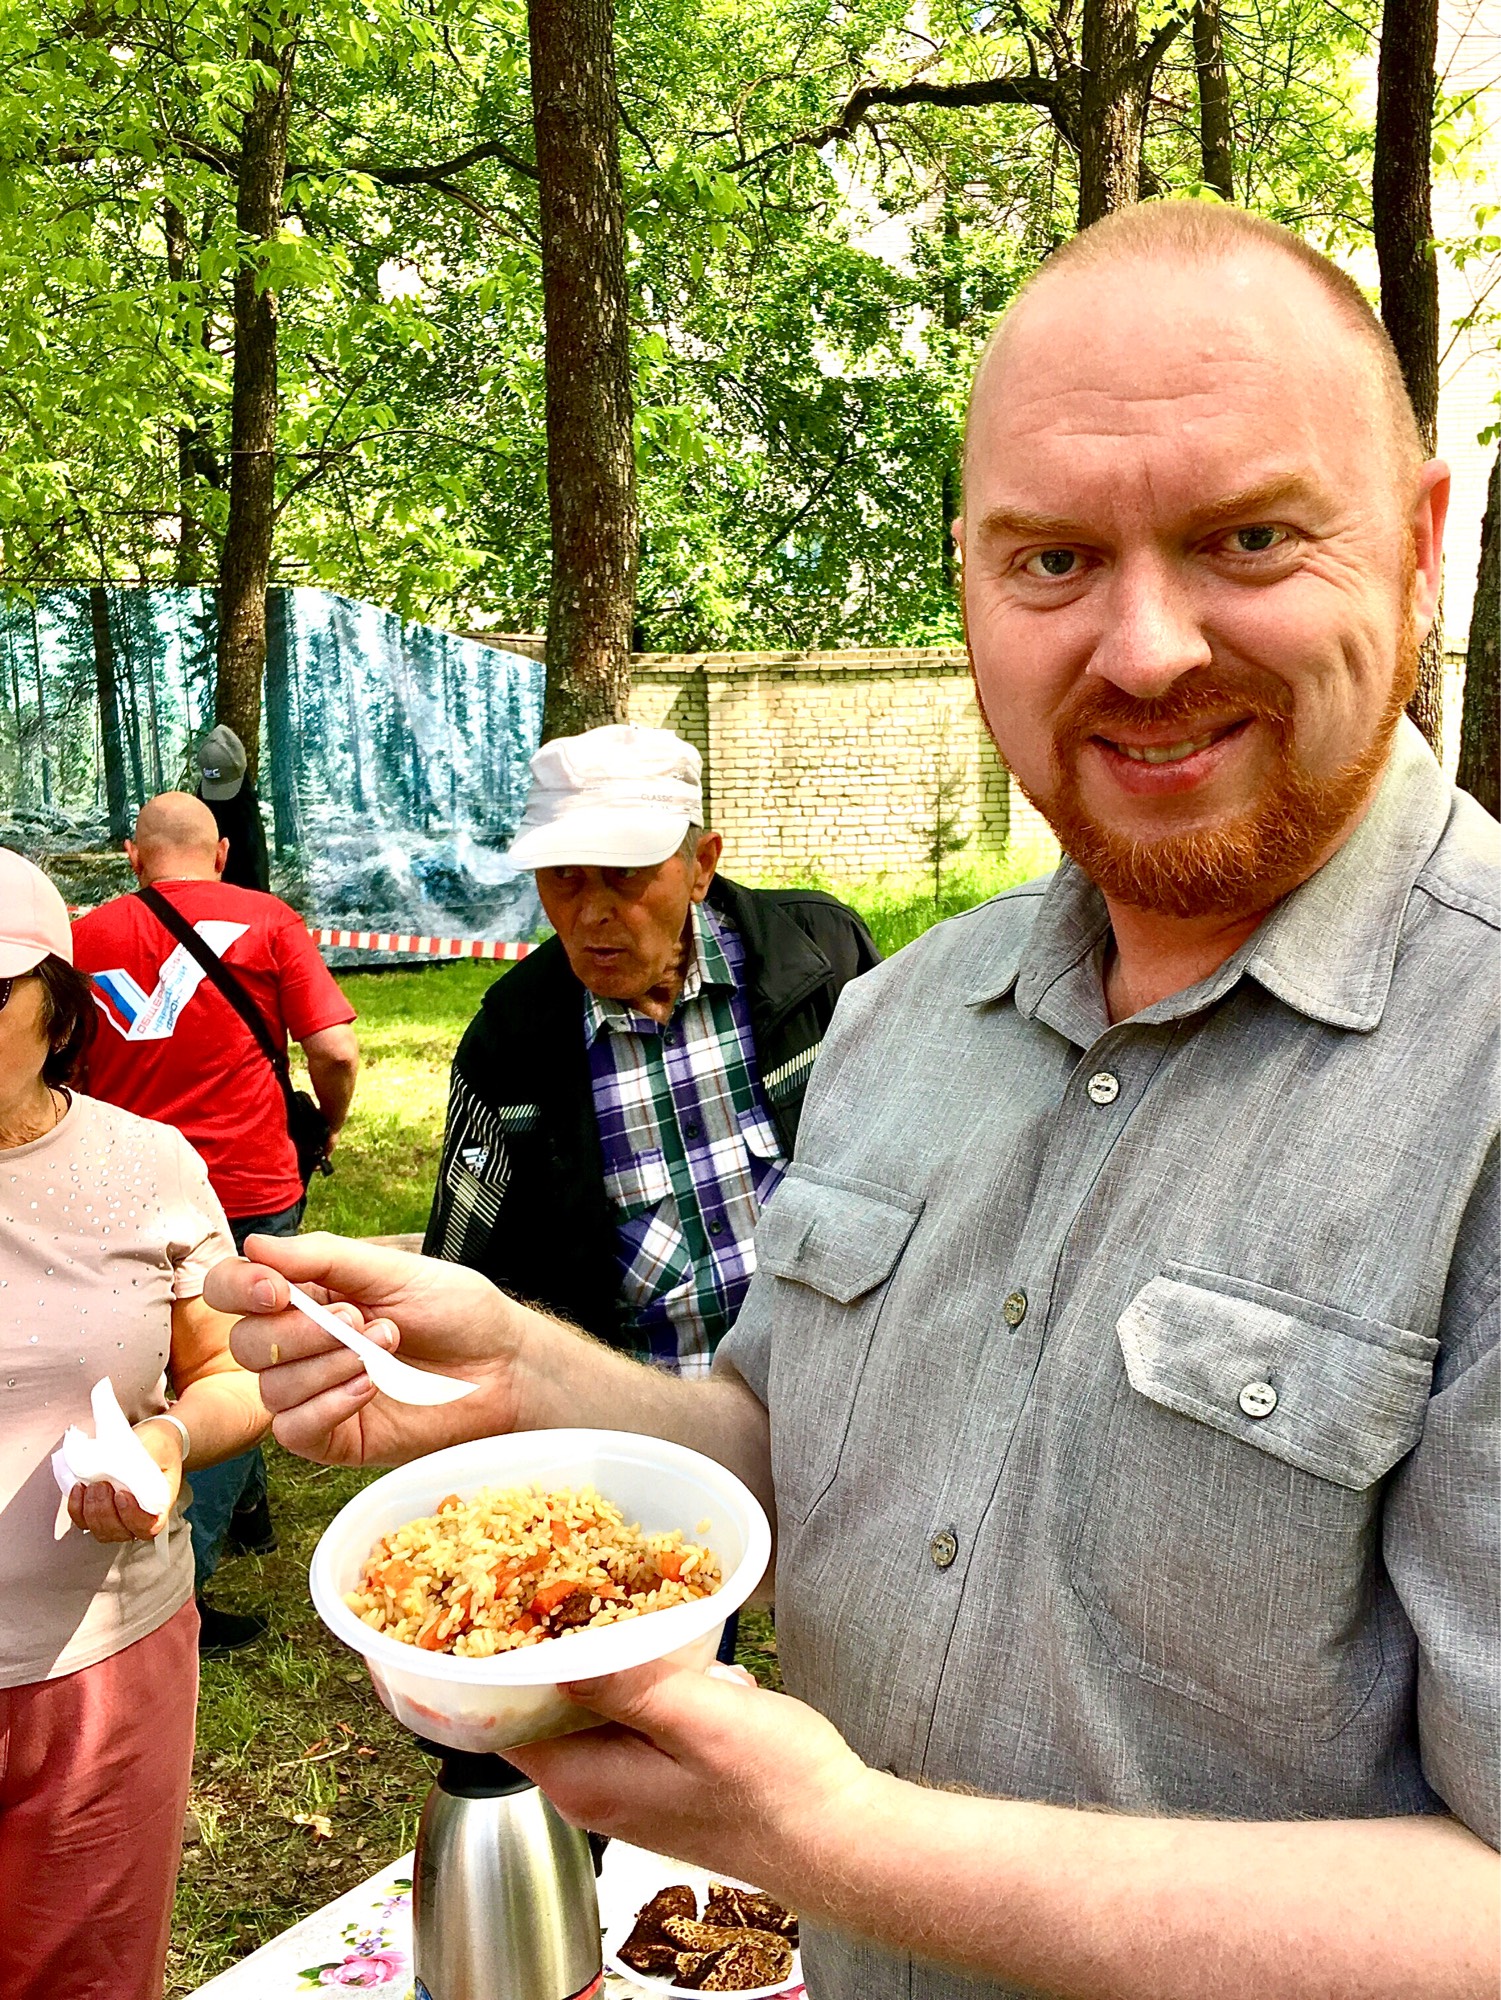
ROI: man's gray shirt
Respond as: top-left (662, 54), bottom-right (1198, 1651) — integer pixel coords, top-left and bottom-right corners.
top-left (719, 722), bottom-right (1499, 2000)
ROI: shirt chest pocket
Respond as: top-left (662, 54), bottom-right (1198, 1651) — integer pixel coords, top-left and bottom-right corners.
top-left (757, 1167), bottom-right (923, 1527)
top-left (1069, 1265), bottom-right (1438, 1738)
top-left (604, 1147), bottom-right (675, 1222)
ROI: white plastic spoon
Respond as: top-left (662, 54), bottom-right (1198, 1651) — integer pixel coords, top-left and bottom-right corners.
top-left (285, 1285), bottom-right (479, 1407)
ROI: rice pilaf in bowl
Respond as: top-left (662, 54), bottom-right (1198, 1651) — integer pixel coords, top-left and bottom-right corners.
top-left (347, 1483), bottom-right (723, 1657)
top-left (309, 1430), bottom-right (771, 1751)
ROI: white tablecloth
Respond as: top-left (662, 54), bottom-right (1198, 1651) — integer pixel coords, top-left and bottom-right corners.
top-left (186, 1840), bottom-right (805, 1998)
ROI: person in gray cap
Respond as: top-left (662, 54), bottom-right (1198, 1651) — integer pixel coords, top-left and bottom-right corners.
top-left (195, 723), bottom-right (271, 894)
top-left (425, 723), bottom-right (880, 1377)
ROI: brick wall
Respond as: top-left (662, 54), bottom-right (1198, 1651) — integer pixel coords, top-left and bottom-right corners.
top-left (467, 636), bottom-right (1059, 880)
top-left (627, 646), bottom-right (1057, 880)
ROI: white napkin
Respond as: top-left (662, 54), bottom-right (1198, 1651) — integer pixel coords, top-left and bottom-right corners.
top-left (52, 1377), bottom-right (174, 1563)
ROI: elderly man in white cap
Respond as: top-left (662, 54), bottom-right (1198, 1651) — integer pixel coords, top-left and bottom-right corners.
top-left (425, 724), bottom-right (879, 1376)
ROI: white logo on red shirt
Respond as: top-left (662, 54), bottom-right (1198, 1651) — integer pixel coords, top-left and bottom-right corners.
top-left (89, 923), bottom-right (251, 1042)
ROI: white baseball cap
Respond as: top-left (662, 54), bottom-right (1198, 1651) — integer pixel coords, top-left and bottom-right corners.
top-left (0, 848), bottom-right (74, 975)
top-left (506, 725), bottom-right (704, 870)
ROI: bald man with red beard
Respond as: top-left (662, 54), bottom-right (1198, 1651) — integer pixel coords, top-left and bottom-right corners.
top-left (215, 204), bottom-right (1499, 2000)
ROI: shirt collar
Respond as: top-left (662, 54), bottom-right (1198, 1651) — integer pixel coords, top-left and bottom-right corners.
top-left (973, 718), bottom-right (1453, 1040)
top-left (583, 901), bottom-right (739, 1042)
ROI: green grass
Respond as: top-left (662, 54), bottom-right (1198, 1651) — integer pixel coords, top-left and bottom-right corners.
top-left (295, 961), bottom-right (501, 1239)
top-left (815, 843), bottom-right (1056, 958)
top-left (175, 847), bottom-right (1048, 1989)
top-left (169, 1457), bottom-right (432, 1994)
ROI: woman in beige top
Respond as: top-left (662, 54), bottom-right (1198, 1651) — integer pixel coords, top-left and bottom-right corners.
top-left (0, 849), bottom-right (269, 2000)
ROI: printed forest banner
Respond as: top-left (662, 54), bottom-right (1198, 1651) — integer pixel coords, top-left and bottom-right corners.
top-left (0, 587), bottom-right (545, 943)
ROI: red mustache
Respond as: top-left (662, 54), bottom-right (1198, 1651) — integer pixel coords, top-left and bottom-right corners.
top-left (1053, 673), bottom-right (1294, 760)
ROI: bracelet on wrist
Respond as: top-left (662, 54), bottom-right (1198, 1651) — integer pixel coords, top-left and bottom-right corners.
top-left (138, 1412), bottom-right (191, 1461)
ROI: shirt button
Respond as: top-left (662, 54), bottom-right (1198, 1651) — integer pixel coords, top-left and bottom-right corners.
top-left (1002, 1289), bottom-right (1028, 1327)
top-left (1086, 1071), bottom-right (1120, 1105)
top-left (1239, 1380), bottom-right (1278, 1419)
top-left (684, 1120), bottom-right (702, 1140)
top-left (708, 1218), bottom-right (725, 1236)
top-left (929, 1529), bottom-right (958, 1569)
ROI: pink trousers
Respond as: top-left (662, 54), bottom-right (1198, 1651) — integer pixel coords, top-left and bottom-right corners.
top-left (0, 1599), bottom-right (199, 2000)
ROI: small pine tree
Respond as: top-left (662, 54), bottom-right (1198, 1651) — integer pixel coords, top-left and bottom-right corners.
top-left (915, 719), bottom-right (970, 909)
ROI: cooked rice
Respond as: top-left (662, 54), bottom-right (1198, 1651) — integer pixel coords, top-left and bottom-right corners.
top-left (346, 1483), bottom-right (722, 1657)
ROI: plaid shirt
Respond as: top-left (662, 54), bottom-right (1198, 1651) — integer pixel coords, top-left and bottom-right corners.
top-left (584, 903), bottom-right (787, 1375)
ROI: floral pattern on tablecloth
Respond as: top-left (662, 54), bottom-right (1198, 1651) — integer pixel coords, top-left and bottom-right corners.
top-left (295, 1878), bottom-right (412, 1990)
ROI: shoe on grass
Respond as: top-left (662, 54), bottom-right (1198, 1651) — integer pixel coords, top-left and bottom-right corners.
top-left (225, 1491), bottom-right (277, 1559)
top-left (197, 1597), bottom-right (269, 1657)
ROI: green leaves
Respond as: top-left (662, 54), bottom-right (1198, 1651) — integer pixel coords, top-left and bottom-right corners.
top-left (0, 0), bottom-right (1408, 649)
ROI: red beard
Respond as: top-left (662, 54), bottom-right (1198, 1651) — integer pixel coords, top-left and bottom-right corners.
top-left (1008, 628), bottom-right (1419, 920)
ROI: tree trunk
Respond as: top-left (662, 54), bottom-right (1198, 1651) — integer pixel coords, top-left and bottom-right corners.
top-left (529, 0), bottom-right (638, 741)
top-left (1373, 0), bottom-right (1443, 752)
top-left (215, 25), bottom-right (297, 781)
top-left (27, 603), bottom-right (52, 809)
top-left (263, 586), bottom-right (301, 856)
top-left (165, 200), bottom-right (204, 586)
top-left (941, 201), bottom-right (962, 597)
top-left (91, 587), bottom-right (130, 841)
top-left (1456, 448), bottom-right (1499, 819)
top-left (1192, 0), bottom-right (1234, 200)
top-left (1078, 0), bottom-right (1146, 226)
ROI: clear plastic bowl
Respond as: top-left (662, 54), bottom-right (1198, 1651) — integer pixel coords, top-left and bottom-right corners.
top-left (310, 1428), bottom-right (772, 1752)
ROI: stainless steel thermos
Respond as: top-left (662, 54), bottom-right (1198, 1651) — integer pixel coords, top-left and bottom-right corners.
top-left (412, 1746), bottom-right (603, 2000)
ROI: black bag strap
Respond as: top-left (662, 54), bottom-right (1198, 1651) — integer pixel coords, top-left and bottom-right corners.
top-left (136, 884), bottom-right (296, 1109)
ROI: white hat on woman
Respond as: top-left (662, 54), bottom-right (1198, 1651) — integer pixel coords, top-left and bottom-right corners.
top-left (0, 849), bottom-right (74, 974)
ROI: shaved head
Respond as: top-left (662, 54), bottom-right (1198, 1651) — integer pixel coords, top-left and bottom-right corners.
top-left (965, 203), bottom-right (1424, 508)
top-left (131, 792), bottom-right (222, 873)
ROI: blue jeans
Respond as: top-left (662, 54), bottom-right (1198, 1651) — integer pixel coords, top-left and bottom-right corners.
top-left (187, 1196), bottom-right (304, 1590)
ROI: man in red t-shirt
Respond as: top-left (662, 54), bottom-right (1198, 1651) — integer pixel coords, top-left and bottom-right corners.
top-left (73, 791), bottom-right (360, 1650)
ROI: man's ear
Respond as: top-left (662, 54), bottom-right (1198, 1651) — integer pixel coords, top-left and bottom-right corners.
top-left (124, 839), bottom-right (143, 882)
top-left (691, 830), bottom-right (724, 901)
top-left (1410, 460), bottom-right (1450, 639)
top-left (213, 838), bottom-right (230, 879)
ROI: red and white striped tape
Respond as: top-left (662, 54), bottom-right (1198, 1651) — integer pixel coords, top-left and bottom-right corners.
top-left (65, 903), bottom-right (534, 961)
top-left (309, 928), bottom-right (534, 961)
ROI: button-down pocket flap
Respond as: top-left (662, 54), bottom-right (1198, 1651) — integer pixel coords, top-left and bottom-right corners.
top-left (737, 1106), bottom-right (785, 1165)
top-left (603, 1147), bottom-right (674, 1219)
top-left (1116, 1272), bottom-right (1438, 1490)
top-left (757, 1169), bottom-right (921, 1304)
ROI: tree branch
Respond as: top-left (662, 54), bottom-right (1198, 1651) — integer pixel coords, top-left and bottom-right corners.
top-left (42, 133), bottom-right (540, 186)
top-left (737, 69), bottom-right (1073, 174)
top-left (807, 72), bottom-right (1067, 147)
top-left (1134, 12), bottom-right (1190, 84)
top-left (340, 138), bottom-right (539, 185)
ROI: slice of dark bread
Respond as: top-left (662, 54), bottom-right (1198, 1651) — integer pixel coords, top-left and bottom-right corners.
top-left (639, 1884), bottom-right (698, 1929)
top-left (705, 1883), bottom-right (799, 1943)
top-left (692, 1935), bottom-right (795, 1989)
top-left (616, 1932), bottom-right (679, 1978)
top-left (672, 1947), bottom-right (724, 1988)
top-left (619, 1882), bottom-right (700, 1975)
top-left (662, 1918), bottom-right (793, 1986)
